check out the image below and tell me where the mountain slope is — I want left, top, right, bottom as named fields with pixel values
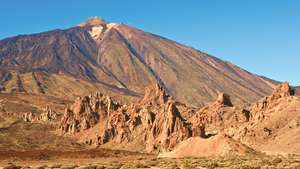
left=296, top=86, right=300, bottom=95
left=0, top=17, right=277, bottom=106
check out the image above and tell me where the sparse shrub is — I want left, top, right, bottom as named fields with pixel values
left=21, top=166, right=31, bottom=169
left=166, top=164, right=180, bottom=169
left=180, top=160, right=194, bottom=169
left=144, top=160, right=158, bottom=166
left=96, top=165, right=105, bottom=169
left=120, top=164, right=137, bottom=169
left=78, top=165, right=98, bottom=169
left=60, top=165, right=78, bottom=169
left=49, top=164, right=62, bottom=168
left=35, top=165, right=48, bottom=169
left=105, top=165, right=121, bottom=169
left=272, top=157, right=282, bottom=164
left=206, top=161, right=219, bottom=169
left=135, top=163, right=150, bottom=168
left=3, top=164, right=22, bottom=169
left=120, top=163, right=149, bottom=169
left=234, top=165, right=261, bottom=169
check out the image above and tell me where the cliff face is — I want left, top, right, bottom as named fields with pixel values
left=0, top=17, right=276, bottom=107
left=59, top=83, right=195, bottom=152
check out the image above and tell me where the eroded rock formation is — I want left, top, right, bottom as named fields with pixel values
left=60, top=93, right=119, bottom=133
left=59, top=82, right=300, bottom=155
left=225, top=82, right=300, bottom=154
left=189, top=92, right=245, bottom=135
left=22, top=106, right=58, bottom=123
left=59, top=83, right=194, bottom=152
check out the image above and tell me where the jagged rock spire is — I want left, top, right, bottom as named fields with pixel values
left=141, top=83, right=170, bottom=104
left=216, top=93, right=233, bottom=107
left=272, top=82, right=294, bottom=97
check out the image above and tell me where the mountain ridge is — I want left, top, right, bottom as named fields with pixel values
left=0, top=17, right=277, bottom=106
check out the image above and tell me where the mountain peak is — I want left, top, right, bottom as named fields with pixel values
left=78, top=16, right=107, bottom=27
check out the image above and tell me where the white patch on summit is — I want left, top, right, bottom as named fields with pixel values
left=89, top=26, right=104, bottom=40
left=88, top=23, right=120, bottom=41
left=107, top=23, right=120, bottom=30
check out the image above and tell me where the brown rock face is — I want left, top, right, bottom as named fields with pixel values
left=209, top=83, right=300, bottom=155
left=147, top=101, right=192, bottom=151
left=272, top=82, right=294, bottom=97
left=23, top=112, right=34, bottom=122
left=190, top=92, right=241, bottom=135
left=250, top=82, right=294, bottom=116
left=59, top=83, right=193, bottom=152
left=58, top=82, right=300, bottom=155
left=22, top=106, right=58, bottom=123
left=60, top=93, right=119, bottom=133
left=187, top=82, right=300, bottom=155
left=216, top=93, right=233, bottom=107
left=141, top=83, right=170, bottom=105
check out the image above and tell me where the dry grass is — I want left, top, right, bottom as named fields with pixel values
left=2, top=155, right=294, bottom=169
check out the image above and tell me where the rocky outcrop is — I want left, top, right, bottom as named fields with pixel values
left=23, top=112, right=34, bottom=122
left=40, top=106, right=58, bottom=122
left=145, top=101, right=192, bottom=151
left=22, top=106, right=58, bottom=123
left=102, top=84, right=192, bottom=152
left=223, top=83, right=300, bottom=154
left=250, top=82, right=295, bottom=120
left=215, top=93, right=233, bottom=107
left=59, top=83, right=194, bottom=152
left=58, top=82, right=300, bottom=154
left=140, top=83, right=170, bottom=105
left=190, top=92, right=242, bottom=135
left=272, top=82, right=294, bottom=97
left=60, top=93, right=119, bottom=133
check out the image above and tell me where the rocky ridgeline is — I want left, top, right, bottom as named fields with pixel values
left=59, top=82, right=298, bottom=153
left=250, top=82, right=294, bottom=116
left=59, top=83, right=199, bottom=152
left=190, top=92, right=251, bottom=136
left=60, top=93, right=119, bottom=133
left=23, top=106, right=58, bottom=123
left=232, top=82, right=297, bottom=139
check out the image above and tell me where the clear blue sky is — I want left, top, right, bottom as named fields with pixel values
left=0, top=0, right=299, bottom=85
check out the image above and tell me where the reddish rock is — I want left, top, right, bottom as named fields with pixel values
left=58, top=82, right=300, bottom=155
left=272, top=82, right=294, bottom=98
left=190, top=92, right=238, bottom=135
left=59, top=83, right=193, bottom=152
left=60, top=93, right=119, bottom=134
left=216, top=93, right=233, bottom=107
